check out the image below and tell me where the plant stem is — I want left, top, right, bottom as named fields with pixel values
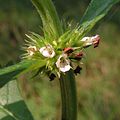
left=59, top=70, right=77, bottom=120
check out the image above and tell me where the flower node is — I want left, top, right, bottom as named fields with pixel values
left=24, top=31, right=100, bottom=78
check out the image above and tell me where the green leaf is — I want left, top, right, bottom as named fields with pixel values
left=0, top=80, right=33, bottom=120
left=0, top=60, right=33, bottom=88
left=31, top=0, right=63, bottom=39
left=80, top=0, right=120, bottom=35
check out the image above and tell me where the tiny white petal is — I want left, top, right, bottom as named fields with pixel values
left=39, top=44, right=55, bottom=58
left=29, top=52, right=34, bottom=56
left=27, top=46, right=37, bottom=56
left=56, top=59, right=60, bottom=68
left=81, top=37, right=90, bottom=42
left=81, top=37, right=93, bottom=46
left=85, top=42, right=92, bottom=46
left=91, top=35, right=99, bottom=40
left=39, top=47, right=45, bottom=53
left=56, top=54, right=71, bottom=72
left=59, top=64, right=71, bottom=72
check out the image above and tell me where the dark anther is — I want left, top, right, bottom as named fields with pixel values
left=49, top=73, right=56, bottom=81
left=63, top=47, right=74, bottom=54
left=74, top=66, right=82, bottom=75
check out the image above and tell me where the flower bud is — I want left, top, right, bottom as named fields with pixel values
left=81, top=35, right=100, bottom=48
left=27, top=46, right=37, bottom=56
left=74, top=52, right=84, bottom=60
left=91, top=35, right=100, bottom=48
left=49, top=73, right=56, bottom=81
left=69, top=52, right=84, bottom=61
left=63, top=47, right=74, bottom=55
left=74, top=66, right=82, bottom=75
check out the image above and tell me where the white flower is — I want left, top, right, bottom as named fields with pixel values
left=27, top=46, right=37, bottom=56
left=81, top=35, right=100, bottom=48
left=39, top=44, right=55, bottom=58
left=81, top=37, right=93, bottom=46
left=56, top=54, right=71, bottom=72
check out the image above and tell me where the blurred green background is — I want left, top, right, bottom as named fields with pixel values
left=0, top=0, right=120, bottom=120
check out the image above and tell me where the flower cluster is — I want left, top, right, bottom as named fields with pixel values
left=23, top=32, right=100, bottom=79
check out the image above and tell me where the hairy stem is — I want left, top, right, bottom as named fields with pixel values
left=59, top=70, right=77, bottom=120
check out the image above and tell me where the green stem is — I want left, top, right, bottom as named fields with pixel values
left=59, top=70, right=77, bottom=120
